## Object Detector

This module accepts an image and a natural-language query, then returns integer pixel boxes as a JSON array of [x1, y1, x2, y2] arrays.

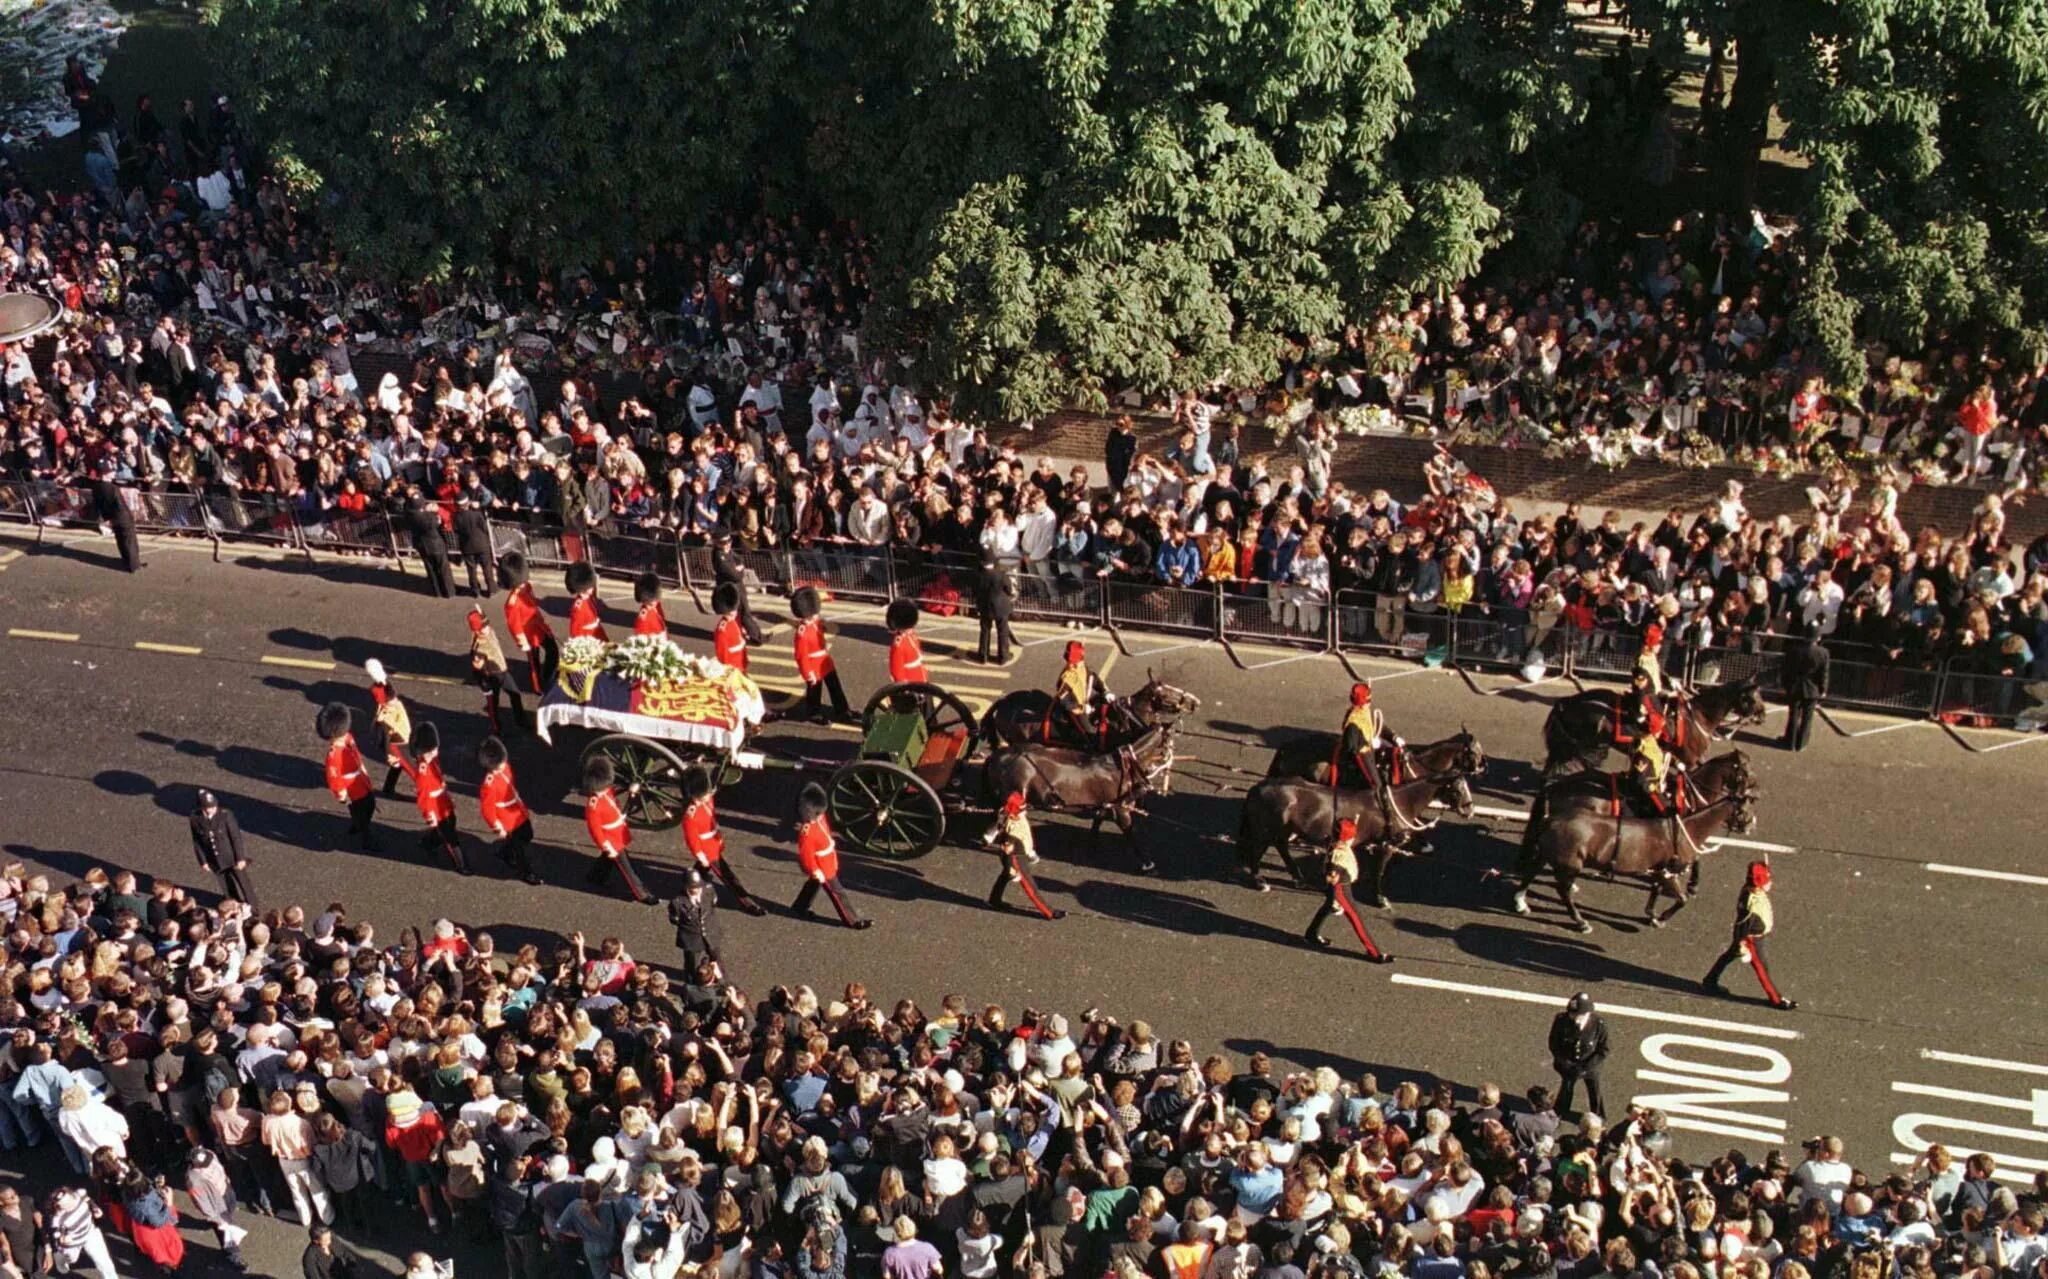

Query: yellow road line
[[394, 673, 463, 686], [1099, 650, 1119, 682], [259, 654, 337, 671], [134, 641, 203, 655], [8, 628, 79, 642]]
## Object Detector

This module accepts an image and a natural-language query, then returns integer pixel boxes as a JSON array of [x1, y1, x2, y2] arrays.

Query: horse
[[982, 725, 1178, 873], [1235, 744, 1482, 904], [982, 671, 1202, 751], [1534, 748, 1754, 817], [1540, 678, 1767, 777], [1266, 728, 1489, 788], [1510, 791, 1758, 932]]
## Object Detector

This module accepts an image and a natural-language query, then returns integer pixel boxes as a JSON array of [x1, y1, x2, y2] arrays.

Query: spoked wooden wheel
[[826, 760, 946, 859], [581, 734, 700, 828], [862, 681, 982, 758]]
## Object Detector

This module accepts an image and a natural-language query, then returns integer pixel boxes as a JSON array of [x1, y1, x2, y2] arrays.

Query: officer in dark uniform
[[1779, 626, 1829, 752], [1703, 861, 1797, 1009], [666, 868, 723, 978], [452, 490, 495, 599], [409, 495, 456, 598], [1547, 992, 1609, 1119], [93, 471, 142, 572], [974, 554, 1019, 665], [711, 527, 766, 644], [189, 789, 254, 905]]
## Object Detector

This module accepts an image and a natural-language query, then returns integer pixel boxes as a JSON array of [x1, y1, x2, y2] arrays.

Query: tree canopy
[[215, 0, 2048, 414]]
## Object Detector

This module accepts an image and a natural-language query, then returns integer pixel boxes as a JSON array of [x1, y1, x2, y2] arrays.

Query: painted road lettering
[[1632, 1032, 1793, 1145], [1891, 1050, 2048, 1182]]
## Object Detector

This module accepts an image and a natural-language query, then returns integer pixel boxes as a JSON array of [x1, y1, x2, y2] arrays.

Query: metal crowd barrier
[[0, 481, 33, 525]]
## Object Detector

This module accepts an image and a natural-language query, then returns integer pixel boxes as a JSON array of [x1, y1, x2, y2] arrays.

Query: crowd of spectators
[[3, 71, 2048, 704], [0, 861, 2044, 1279]]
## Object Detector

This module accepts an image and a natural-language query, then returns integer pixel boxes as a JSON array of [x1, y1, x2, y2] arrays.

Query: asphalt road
[[0, 525, 2044, 1274]]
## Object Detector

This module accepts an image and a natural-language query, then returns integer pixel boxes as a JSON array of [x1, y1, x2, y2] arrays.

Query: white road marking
[[1923, 863, 2048, 887], [1636, 1033, 1793, 1144], [1974, 733, 2048, 753], [1388, 973, 1802, 1040], [1920, 1050, 2048, 1077], [1465, 803, 1795, 853]]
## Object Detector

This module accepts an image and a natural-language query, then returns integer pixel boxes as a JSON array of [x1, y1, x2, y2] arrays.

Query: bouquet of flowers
[[557, 636, 610, 701], [605, 634, 695, 688]]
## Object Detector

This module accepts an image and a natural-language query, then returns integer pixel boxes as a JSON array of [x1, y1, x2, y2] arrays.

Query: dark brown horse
[[1511, 790, 1758, 932], [1235, 744, 1482, 903], [1266, 728, 1488, 787], [1535, 749, 1754, 818], [982, 725, 1177, 873], [1541, 679, 1767, 776], [982, 672, 1202, 751]]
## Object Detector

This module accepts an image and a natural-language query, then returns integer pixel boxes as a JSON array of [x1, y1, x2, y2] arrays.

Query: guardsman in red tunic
[[1702, 860, 1795, 1010], [681, 768, 764, 915], [1304, 819, 1393, 963], [985, 791, 1063, 920], [886, 598, 928, 686], [498, 551, 560, 693], [711, 583, 749, 672], [476, 735, 541, 885], [397, 721, 468, 875], [566, 562, 608, 641], [790, 587, 852, 723], [582, 756, 656, 904], [791, 782, 870, 928], [632, 572, 668, 636], [317, 702, 379, 850]]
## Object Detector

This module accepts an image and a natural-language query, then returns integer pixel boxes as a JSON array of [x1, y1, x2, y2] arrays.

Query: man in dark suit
[[975, 555, 1019, 664], [666, 868, 723, 978], [92, 473, 142, 572], [711, 527, 766, 644], [1780, 627, 1829, 751], [452, 491, 495, 599], [1548, 992, 1609, 1120], [408, 495, 456, 598]]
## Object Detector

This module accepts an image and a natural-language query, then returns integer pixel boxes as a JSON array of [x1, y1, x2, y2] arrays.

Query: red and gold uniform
[[477, 741, 538, 883], [791, 784, 869, 928], [1703, 862, 1794, 1009], [317, 702, 380, 850], [582, 759, 654, 903], [987, 792, 1061, 920], [397, 723, 467, 875], [1304, 820, 1391, 962], [681, 773, 765, 915]]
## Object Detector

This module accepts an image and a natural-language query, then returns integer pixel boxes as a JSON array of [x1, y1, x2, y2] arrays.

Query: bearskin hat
[[885, 599, 919, 632], [683, 768, 713, 801], [410, 721, 440, 755], [316, 702, 352, 741], [477, 736, 507, 771], [583, 755, 616, 794], [497, 551, 529, 590], [712, 582, 741, 615], [634, 572, 662, 605], [790, 586, 822, 620], [797, 781, 828, 823], [565, 561, 597, 595]]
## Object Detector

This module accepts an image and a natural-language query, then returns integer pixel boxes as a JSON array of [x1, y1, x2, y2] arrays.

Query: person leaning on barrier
[[452, 490, 494, 599]]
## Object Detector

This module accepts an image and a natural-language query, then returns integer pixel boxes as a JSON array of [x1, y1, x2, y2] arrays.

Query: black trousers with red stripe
[[480, 671, 525, 733], [585, 849, 654, 902], [989, 850, 1058, 919], [419, 817, 468, 875], [1705, 927, 1788, 1004], [792, 874, 864, 926], [494, 820, 536, 875], [1306, 878, 1385, 958], [700, 856, 762, 911], [522, 635, 560, 696]]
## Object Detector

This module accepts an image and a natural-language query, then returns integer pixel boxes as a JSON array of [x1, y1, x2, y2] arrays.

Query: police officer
[[975, 555, 1019, 665], [984, 791, 1063, 921], [452, 490, 494, 599], [1547, 992, 1610, 1120], [886, 599, 929, 685], [666, 868, 723, 978], [1703, 860, 1797, 1009], [317, 702, 379, 851], [712, 527, 767, 644], [92, 471, 141, 572], [189, 789, 254, 905], [1303, 818, 1392, 963], [792, 782, 871, 929], [791, 587, 852, 724]]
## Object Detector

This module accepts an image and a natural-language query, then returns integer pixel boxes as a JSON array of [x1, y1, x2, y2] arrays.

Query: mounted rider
[[1333, 682, 1415, 840], [1049, 641, 1111, 746], [1625, 622, 1690, 816]]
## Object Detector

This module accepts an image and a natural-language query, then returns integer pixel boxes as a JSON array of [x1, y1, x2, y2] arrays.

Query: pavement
[[0, 524, 2044, 1275]]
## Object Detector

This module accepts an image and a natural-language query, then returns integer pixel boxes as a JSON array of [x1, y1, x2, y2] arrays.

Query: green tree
[[213, 0, 797, 282]]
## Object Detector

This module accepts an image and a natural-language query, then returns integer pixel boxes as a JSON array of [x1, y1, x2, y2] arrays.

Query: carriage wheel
[[862, 682, 982, 758], [580, 734, 704, 829], [826, 760, 946, 860]]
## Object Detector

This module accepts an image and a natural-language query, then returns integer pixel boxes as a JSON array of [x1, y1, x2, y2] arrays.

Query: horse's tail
[[1237, 784, 1280, 875], [1516, 787, 1550, 877], [1540, 707, 1570, 775]]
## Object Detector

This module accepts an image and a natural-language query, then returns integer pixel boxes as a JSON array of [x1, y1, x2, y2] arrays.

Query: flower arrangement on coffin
[[604, 633, 698, 688], [557, 636, 610, 701]]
